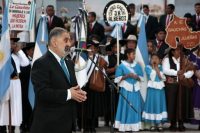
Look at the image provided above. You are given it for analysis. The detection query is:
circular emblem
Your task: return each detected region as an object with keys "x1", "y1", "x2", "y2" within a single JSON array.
[
  {"x1": 0, "y1": 51, "x2": 4, "y2": 62},
  {"x1": 103, "y1": 0, "x2": 130, "y2": 25}
]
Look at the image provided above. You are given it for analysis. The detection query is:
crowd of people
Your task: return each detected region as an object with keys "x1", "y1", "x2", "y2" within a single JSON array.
[{"x1": 0, "y1": 2, "x2": 200, "y2": 133}]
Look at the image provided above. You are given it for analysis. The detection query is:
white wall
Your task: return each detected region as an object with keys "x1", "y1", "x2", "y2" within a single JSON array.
[
  {"x1": 175, "y1": 0, "x2": 198, "y2": 17},
  {"x1": 56, "y1": 0, "x2": 82, "y2": 18}
]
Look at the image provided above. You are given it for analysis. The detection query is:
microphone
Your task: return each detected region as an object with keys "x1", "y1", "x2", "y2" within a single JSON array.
[{"x1": 70, "y1": 47, "x2": 92, "y2": 52}]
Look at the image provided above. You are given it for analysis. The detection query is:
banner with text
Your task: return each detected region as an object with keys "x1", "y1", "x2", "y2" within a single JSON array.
[{"x1": 8, "y1": 1, "x2": 35, "y2": 31}]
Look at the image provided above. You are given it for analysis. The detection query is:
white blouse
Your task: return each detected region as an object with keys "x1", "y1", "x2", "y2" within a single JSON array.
[{"x1": 162, "y1": 57, "x2": 194, "y2": 79}]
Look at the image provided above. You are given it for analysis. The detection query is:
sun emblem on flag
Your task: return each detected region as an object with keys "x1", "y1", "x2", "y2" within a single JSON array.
[{"x1": 0, "y1": 50, "x2": 4, "y2": 62}]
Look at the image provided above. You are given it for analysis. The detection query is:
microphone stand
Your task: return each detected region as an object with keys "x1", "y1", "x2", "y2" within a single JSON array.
[{"x1": 87, "y1": 55, "x2": 138, "y2": 133}]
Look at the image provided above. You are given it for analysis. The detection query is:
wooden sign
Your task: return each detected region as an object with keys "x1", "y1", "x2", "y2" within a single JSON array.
[{"x1": 165, "y1": 15, "x2": 200, "y2": 49}]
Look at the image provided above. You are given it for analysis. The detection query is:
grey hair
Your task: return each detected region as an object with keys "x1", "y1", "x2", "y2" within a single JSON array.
[{"x1": 48, "y1": 27, "x2": 68, "y2": 46}]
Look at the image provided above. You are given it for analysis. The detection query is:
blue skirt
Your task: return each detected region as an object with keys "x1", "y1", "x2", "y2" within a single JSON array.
[
  {"x1": 142, "y1": 87, "x2": 167, "y2": 124},
  {"x1": 114, "y1": 87, "x2": 143, "y2": 131}
]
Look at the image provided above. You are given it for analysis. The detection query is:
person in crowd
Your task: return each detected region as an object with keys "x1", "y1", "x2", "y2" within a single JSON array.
[
  {"x1": 87, "y1": 12, "x2": 105, "y2": 42},
  {"x1": 147, "y1": 40, "x2": 156, "y2": 62},
  {"x1": 142, "y1": 5, "x2": 159, "y2": 40},
  {"x1": 120, "y1": 35, "x2": 137, "y2": 50},
  {"x1": 60, "y1": 7, "x2": 71, "y2": 32},
  {"x1": 184, "y1": 13, "x2": 195, "y2": 31},
  {"x1": 123, "y1": 4, "x2": 138, "y2": 39},
  {"x1": 0, "y1": 36, "x2": 30, "y2": 133},
  {"x1": 46, "y1": 5, "x2": 64, "y2": 33},
  {"x1": 104, "y1": 38, "x2": 124, "y2": 127},
  {"x1": 114, "y1": 49, "x2": 144, "y2": 132},
  {"x1": 129, "y1": 3, "x2": 141, "y2": 26},
  {"x1": 100, "y1": 35, "x2": 113, "y2": 56},
  {"x1": 192, "y1": 2, "x2": 200, "y2": 31},
  {"x1": 19, "y1": 42, "x2": 35, "y2": 133},
  {"x1": 81, "y1": 40, "x2": 107, "y2": 132},
  {"x1": 159, "y1": 4, "x2": 175, "y2": 29},
  {"x1": 189, "y1": 46, "x2": 200, "y2": 130},
  {"x1": 153, "y1": 27, "x2": 169, "y2": 60},
  {"x1": 30, "y1": 28, "x2": 87, "y2": 133},
  {"x1": 142, "y1": 54, "x2": 167, "y2": 131},
  {"x1": 162, "y1": 45, "x2": 194, "y2": 131}
]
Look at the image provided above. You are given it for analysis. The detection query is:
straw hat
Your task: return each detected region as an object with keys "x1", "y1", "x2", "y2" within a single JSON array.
[
  {"x1": 60, "y1": 7, "x2": 69, "y2": 13},
  {"x1": 120, "y1": 35, "x2": 137, "y2": 44}
]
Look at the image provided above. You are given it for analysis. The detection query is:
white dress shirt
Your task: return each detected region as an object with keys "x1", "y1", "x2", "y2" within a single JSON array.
[
  {"x1": 162, "y1": 57, "x2": 194, "y2": 80},
  {"x1": 49, "y1": 49, "x2": 71, "y2": 101}
]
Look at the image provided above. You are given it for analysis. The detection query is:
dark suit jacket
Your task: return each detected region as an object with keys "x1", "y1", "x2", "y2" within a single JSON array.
[
  {"x1": 145, "y1": 15, "x2": 158, "y2": 40},
  {"x1": 159, "y1": 14, "x2": 174, "y2": 29},
  {"x1": 88, "y1": 21, "x2": 105, "y2": 41},
  {"x1": 123, "y1": 22, "x2": 137, "y2": 39},
  {"x1": 20, "y1": 64, "x2": 32, "y2": 126},
  {"x1": 30, "y1": 51, "x2": 77, "y2": 133},
  {"x1": 153, "y1": 39, "x2": 169, "y2": 59},
  {"x1": 47, "y1": 15, "x2": 64, "y2": 33},
  {"x1": 192, "y1": 14, "x2": 200, "y2": 31}
]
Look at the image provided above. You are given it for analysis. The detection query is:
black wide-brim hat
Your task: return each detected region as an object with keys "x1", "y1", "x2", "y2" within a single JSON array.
[
  {"x1": 87, "y1": 40, "x2": 100, "y2": 48},
  {"x1": 10, "y1": 37, "x2": 20, "y2": 42},
  {"x1": 22, "y1": 42, "x2": 35, "y2": 50},
  {"x1": 107, "y1": 38, "x2": 125, "y2": 49}
]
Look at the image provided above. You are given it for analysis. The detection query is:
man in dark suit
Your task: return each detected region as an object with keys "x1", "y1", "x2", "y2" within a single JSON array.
[
  {"x1": 142, "y1": 5, "x2": 159, "y2": 40},
  {"x1": 20, "y1": 42, "x2": 35, "y2": 133},
  {"x1": 153, "y1": 27, "x2": 169, "y2": 59},
  {"x1": 30, "y1": 28, "x2": 87, "y2": 133},
  {"x1": 159, "y1": 4, "x2": 175, "y2": 29},
  {"x1": 192, "y1": 2, "x2": 200, "y2": 31},
  {"x1": 46, "y1": 5, "x2": 64, "y2": 33},
  {"x1": 87, "y1": 12, "x2": 105, "y2": 42}
]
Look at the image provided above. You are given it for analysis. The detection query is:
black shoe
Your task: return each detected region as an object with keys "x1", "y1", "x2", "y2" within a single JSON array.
[
  {"x1": 0, "y1": 126, "x2": 7, "y2": 133},
  {"x1": 199, "y1": 125, "x2": 200, "y2": 130},
  {"x1": 90, "y1": 128, "x2": 96, "y2": 133},
  {"x1": 169, "y1": 125, "x2": 177, "y2": 132},
  {"x1": 83, "y1": 128, "x2": 90, "y2": 133},
  {"x1": 178, "y1": 125, "x2": 186, "y2": 132}
]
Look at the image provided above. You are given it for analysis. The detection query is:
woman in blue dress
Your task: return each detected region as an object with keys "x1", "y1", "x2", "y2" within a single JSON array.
[
  {"x1": 114, "y1": 49, "x2": 144, "y2": 132},
  {"x1": 142, "y1": 54, "x2": 167, "y2": 131}
]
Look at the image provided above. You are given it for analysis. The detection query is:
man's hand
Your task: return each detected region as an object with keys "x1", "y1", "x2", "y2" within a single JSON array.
[{"x1": 70, "y1": 85, "x2": 87, "y2": 102}]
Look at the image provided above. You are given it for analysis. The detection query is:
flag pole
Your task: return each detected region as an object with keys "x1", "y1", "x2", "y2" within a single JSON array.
[
  {"x1": 82, "y1": 0, "x2": 86, "y2": 10},
  {"x1": 8, "y1": 100, "x2": 12, "y2": 133},
  {"x1": 82, "y1": 1, "x2": 86, "y2": 133},
  {"x1": 117, "y1": 25, "x2": 119, "y2": 66},
  {"x1": 4, "y1": 0, "x2": 12, "y2": 132},
  {"x1": 30, "y1": 0, "x2": 36, "y2": 42}
]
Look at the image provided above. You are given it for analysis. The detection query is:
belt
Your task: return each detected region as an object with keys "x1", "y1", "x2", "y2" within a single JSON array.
[{"x1": 166, "y1": 76, "x2": 178, "y2": 83}]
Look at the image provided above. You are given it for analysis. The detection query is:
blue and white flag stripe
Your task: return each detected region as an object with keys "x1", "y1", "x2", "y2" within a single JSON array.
[
  {"x1": 28, "y1": 1, "x2": 36, "y2": 31},
  {"x1": 28, "y1": 15, "x2": 48, "y2": 108},
  {"x1": 135, "y1": 16, "x2": 149, "y2": 101},
  {"x1": 0, "y1": 0, "x2": 13, "y2": 101}
]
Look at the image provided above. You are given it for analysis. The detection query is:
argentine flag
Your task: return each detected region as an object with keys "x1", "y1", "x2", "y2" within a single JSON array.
[
  {"x1": 75, "y1": 18, "x2": 88, "y2": 88},
  {"x1": 135, "y1": 16, "x2": 149, "y2": 101},
  {"x1": 28, "y1": 15, "x2": 48, "y2": 108},
  {"x1": 0, "y1": 0, "x2": 13, "y2": 101}
]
